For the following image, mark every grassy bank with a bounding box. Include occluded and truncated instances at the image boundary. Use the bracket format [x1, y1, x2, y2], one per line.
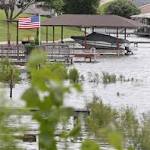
[0, 10, 83, 42]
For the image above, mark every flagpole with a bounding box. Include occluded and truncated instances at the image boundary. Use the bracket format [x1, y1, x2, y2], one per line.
[38, 14, 41, 45]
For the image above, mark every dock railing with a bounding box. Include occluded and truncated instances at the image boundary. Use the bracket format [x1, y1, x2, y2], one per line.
[0, 42, 126, 64]
[0, 44, 25, 60]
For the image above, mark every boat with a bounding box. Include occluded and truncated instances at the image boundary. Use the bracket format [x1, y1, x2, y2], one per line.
[71, 32, 130, 50]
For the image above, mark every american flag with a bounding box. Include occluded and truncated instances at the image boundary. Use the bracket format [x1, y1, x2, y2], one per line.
[18, 15, 40, 29]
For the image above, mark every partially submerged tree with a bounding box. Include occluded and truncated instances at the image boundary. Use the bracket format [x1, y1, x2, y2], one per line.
[0, 58, 20, 98]
[69, 68, 79, 83]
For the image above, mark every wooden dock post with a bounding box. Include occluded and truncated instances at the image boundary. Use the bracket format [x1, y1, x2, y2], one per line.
[70, 57, 73, 64]
[53, 26, 55, 43]
[61, 26, 64, 43]
[116, 28, 120, 56]
[46, 26, 48, 43]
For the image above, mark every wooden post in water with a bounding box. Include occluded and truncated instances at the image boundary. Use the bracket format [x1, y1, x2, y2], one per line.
[92, 27, 95, 33]
[124, 28, 127, 40]
[84, 27, 87, 49]
[116, 27, 120, 56]
[10, 68, 13, 99]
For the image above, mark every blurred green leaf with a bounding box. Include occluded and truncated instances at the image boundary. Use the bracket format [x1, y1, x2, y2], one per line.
[68, 123, 81, 138]
[107, 131, 123, 150]
[22, 50, 82, 150]
[81, 139, 100, 150]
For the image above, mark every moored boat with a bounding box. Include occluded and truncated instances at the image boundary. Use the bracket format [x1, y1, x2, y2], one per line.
[71, 32, 132, 54]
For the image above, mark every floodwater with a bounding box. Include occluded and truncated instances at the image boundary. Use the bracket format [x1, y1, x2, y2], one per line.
[3, 35, 150, 150]
[66, 36, 150, 115]
[8, 36, 150, 114]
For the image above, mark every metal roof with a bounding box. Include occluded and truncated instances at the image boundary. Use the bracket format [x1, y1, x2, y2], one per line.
[41, 14, 141, 28]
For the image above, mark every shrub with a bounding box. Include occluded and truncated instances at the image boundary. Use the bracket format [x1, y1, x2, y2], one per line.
[69, 68, 79, 83]
[102, 72, 117, 84]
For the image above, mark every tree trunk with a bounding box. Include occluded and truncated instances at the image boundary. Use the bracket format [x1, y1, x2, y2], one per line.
[7, 20, 11, 45]
[10, 82, 13, 98]
[10, 69, 13, 98]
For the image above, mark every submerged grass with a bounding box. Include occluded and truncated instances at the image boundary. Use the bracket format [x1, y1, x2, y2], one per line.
[102, 72, 117, 84]
[83, 71, 141, 85]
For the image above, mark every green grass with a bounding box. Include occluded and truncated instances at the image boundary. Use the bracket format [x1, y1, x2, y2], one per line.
[0, 10, 83, 42]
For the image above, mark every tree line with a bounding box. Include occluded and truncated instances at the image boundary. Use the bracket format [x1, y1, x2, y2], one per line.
[0, 0, 140, 21]
[0, 0, 140, 44]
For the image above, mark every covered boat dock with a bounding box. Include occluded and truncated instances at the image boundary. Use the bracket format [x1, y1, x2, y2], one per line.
[41, 14, 141, 46]
[41, 14, 141, 57]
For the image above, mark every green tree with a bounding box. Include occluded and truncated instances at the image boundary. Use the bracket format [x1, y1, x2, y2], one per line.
[69, 68, 79, 83]
[86, 97, 129, 150]
[0, 0, 36, 44]
[81, 139, 100, 150]
[0, 58, 20, 98]
[63, 0, 100, 14]
[103, 0, 140, 18]
[22, 49, 81, 150]
[118, 108, 140, 149]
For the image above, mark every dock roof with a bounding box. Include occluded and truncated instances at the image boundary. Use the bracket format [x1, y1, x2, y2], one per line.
[41, 14, 141, 28]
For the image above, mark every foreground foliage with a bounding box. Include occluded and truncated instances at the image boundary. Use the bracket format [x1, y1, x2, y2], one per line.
[0, 58, 20, 98]
[22, 49, 81, 150]
[0, 95, 23, 150]
[87, 97, 150, 150]
[0, 50, 150, 150]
